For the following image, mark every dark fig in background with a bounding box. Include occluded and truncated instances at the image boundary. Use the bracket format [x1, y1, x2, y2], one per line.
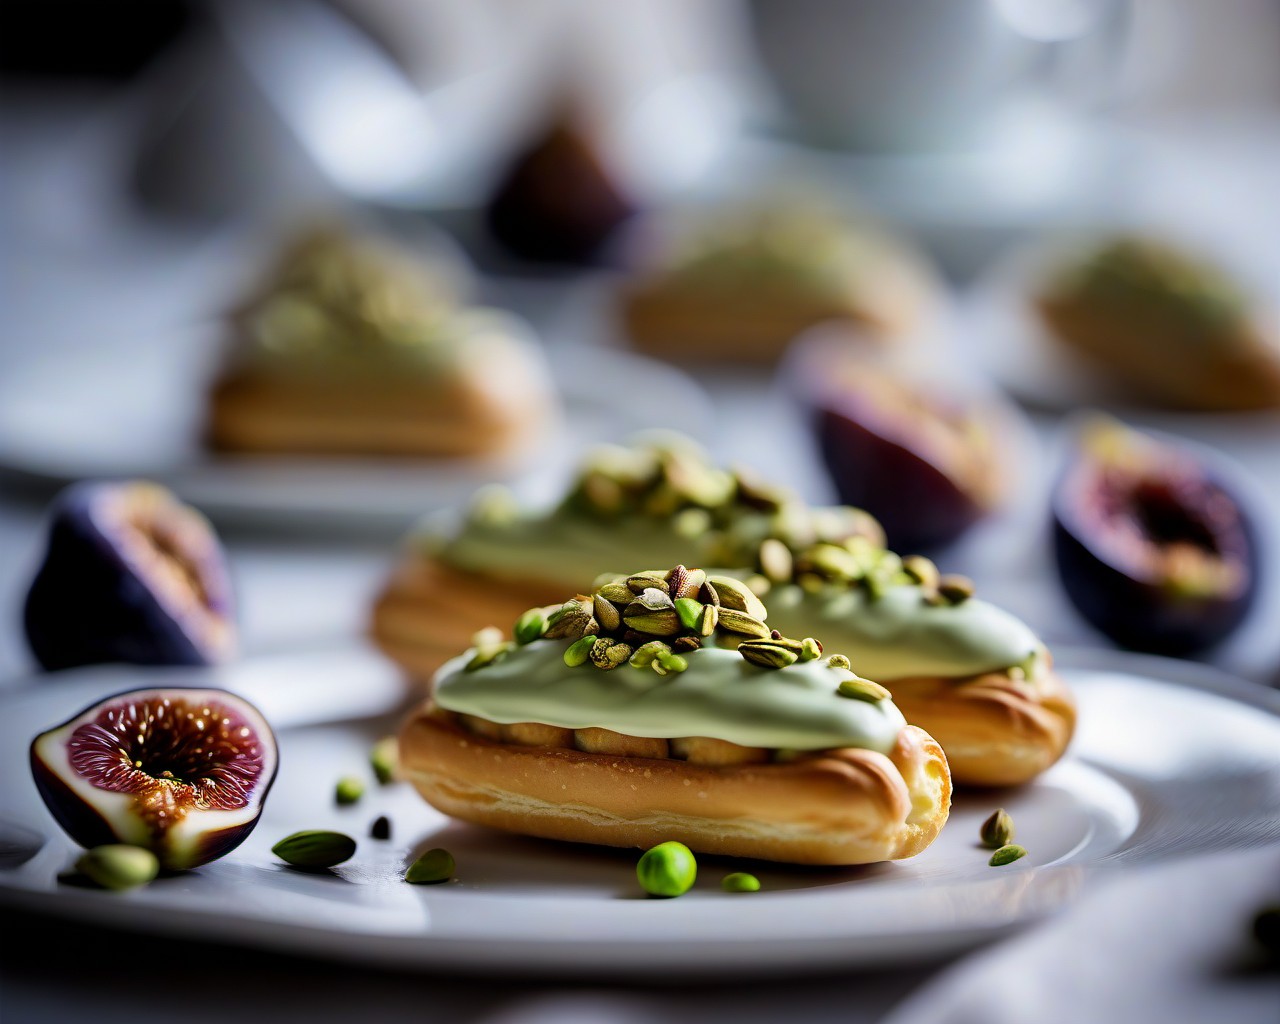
[24, 481, 236, 671]
[484, 116, 635, 266]
[1051, 416, 1260, 655]
[788, 336, 1008, 551]
[30, 687, 277, 870]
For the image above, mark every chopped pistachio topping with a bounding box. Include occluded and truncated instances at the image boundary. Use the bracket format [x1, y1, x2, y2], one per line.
[489, 564, 842, 677]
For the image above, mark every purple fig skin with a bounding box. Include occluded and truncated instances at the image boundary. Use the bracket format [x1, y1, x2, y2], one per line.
[1052, 444, 1261, 656]
[29, 687, 277, 871]
[23, 481, 236, 671]
[814, 406, 989, 553]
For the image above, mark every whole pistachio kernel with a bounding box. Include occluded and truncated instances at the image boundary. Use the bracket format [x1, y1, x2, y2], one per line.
[696, 604, 718, 636]
[799, 637, 823, 662]
[837, 677, 892, 703]
[75, 844, 160, 891]
[652, 650, 689, 676]
[715, 608, 771, 638]
[989, 844, 1028, 867]
[826, 653, 852, 670]
[938, 574, 976, 604]
[592, 594, 622, 633]
[980, 809, 1015, 849]
[673, 597, 704, 631]
[370, 735, 398, 784]
[273, 830, 357, 869]
[738, 639, 800, 670]
[513, 607, 548, 645]
[636, 841, 697, 897]
[721, 872, 761, 893]
[405, 847, 455, 884]
[902, 554, 940, 589]
[564, 634, 598, 667]
[335, 775, 365, 805]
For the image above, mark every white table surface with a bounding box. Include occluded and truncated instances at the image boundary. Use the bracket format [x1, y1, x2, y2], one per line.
[1, 89, 1277, 1024]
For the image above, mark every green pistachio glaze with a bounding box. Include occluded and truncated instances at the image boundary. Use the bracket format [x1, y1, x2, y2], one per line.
[439, 513, 716, 590]
[433, 638, 906, 753]
[763, 583, 1041, 682]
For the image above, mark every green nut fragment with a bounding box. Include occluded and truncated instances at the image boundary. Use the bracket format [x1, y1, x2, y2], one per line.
[564, 634, 599, 667]
[989, 844, 1028, 867]
[590, 637, 633, 670]
[837, 677, 892, 703]
[673, 597, 704, 631]
[513, 607, 548, 645]
[799, 637, 823, 662]
[636, 841, 697, 897]
[826, 654, 851, 670]
[738, 639, 800, 670]
[405, 847, 455, 884]
[721, 872, 761, 893]
[938, 574, 976, 604]
[629, 640, 672, 669]
[980, 809, 1015, 849]
[273, 830, 357, 869]
[335, 775, 365, 805]
[902, 554, 940, 589]
[75, 844, 160, 891]
[371, 735, 399, 784]
[465, 640, 513, 672]
[652, 650, 689, 676]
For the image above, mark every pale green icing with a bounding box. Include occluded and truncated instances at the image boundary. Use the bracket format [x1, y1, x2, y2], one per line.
[439, 515, 721, 591]
[763, 584, 1041, 682]
[433, 639, 906, 753]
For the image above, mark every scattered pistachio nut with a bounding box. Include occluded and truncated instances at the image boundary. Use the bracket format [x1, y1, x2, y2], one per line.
[837, 677, 892, 703]
[652, 650, 688, 676]
[938, 574, 976, 604]
[706, 576, 768, 619]
[715, 607, 771, 638]
[799, 637, 823, 662]
[989, 844, 1028, 867]
[75, 844, 160, 891]
[272, 830, 357, 869]
[673, 597, 704, 631]
[406, 847, 455, 884]
[738, 639, 800, 670]
[721, 872, 761, 893]
[513, 607, 548, 645]
[902, 554, 940, 589]
[980, 809, 1015, 849]
[758, 538, 793, 583]
[370, 736, 399, 784]
[629, 640, 672, 669]
[335, 775, 365, 805]
[564, 634, 598, 667]
[590, 637, 633, 670]
[592, 594, 622, 632]
[826, 653, 852, 670]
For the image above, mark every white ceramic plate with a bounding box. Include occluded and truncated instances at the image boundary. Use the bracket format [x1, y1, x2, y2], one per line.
[1, 645, 1277, 977]
[0, 325, 711, 535]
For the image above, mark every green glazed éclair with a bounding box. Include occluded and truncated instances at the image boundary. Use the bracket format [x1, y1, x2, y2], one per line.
[434, 635, 907, 754]
[418, 437, 1042, 684]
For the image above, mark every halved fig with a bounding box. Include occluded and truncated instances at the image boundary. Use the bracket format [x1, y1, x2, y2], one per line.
[484, 116, 635, 265]
[24, 481, 236, 671]
[30, 687, 277, 870]
[1052, 416, 1260, 655]
[788, 335, 1007, 551]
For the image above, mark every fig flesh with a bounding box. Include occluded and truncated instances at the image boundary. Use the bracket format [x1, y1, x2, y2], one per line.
[24, 481, 236, 670]
[790, 340, 1005, 551]
[30, 687, 277, 870]
[484, 118, 634, 266]
[1052, 417, 1260, 655]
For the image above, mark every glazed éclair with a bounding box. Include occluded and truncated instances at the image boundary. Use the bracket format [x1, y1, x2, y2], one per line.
[206, 225, 554, 458]
[398, 565, 951, 865]
[373, 436, 1074, 787]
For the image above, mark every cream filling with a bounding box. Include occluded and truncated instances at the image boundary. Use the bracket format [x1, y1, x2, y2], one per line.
[764, 583, 1040, 682]
[433, 640, 906, 754]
